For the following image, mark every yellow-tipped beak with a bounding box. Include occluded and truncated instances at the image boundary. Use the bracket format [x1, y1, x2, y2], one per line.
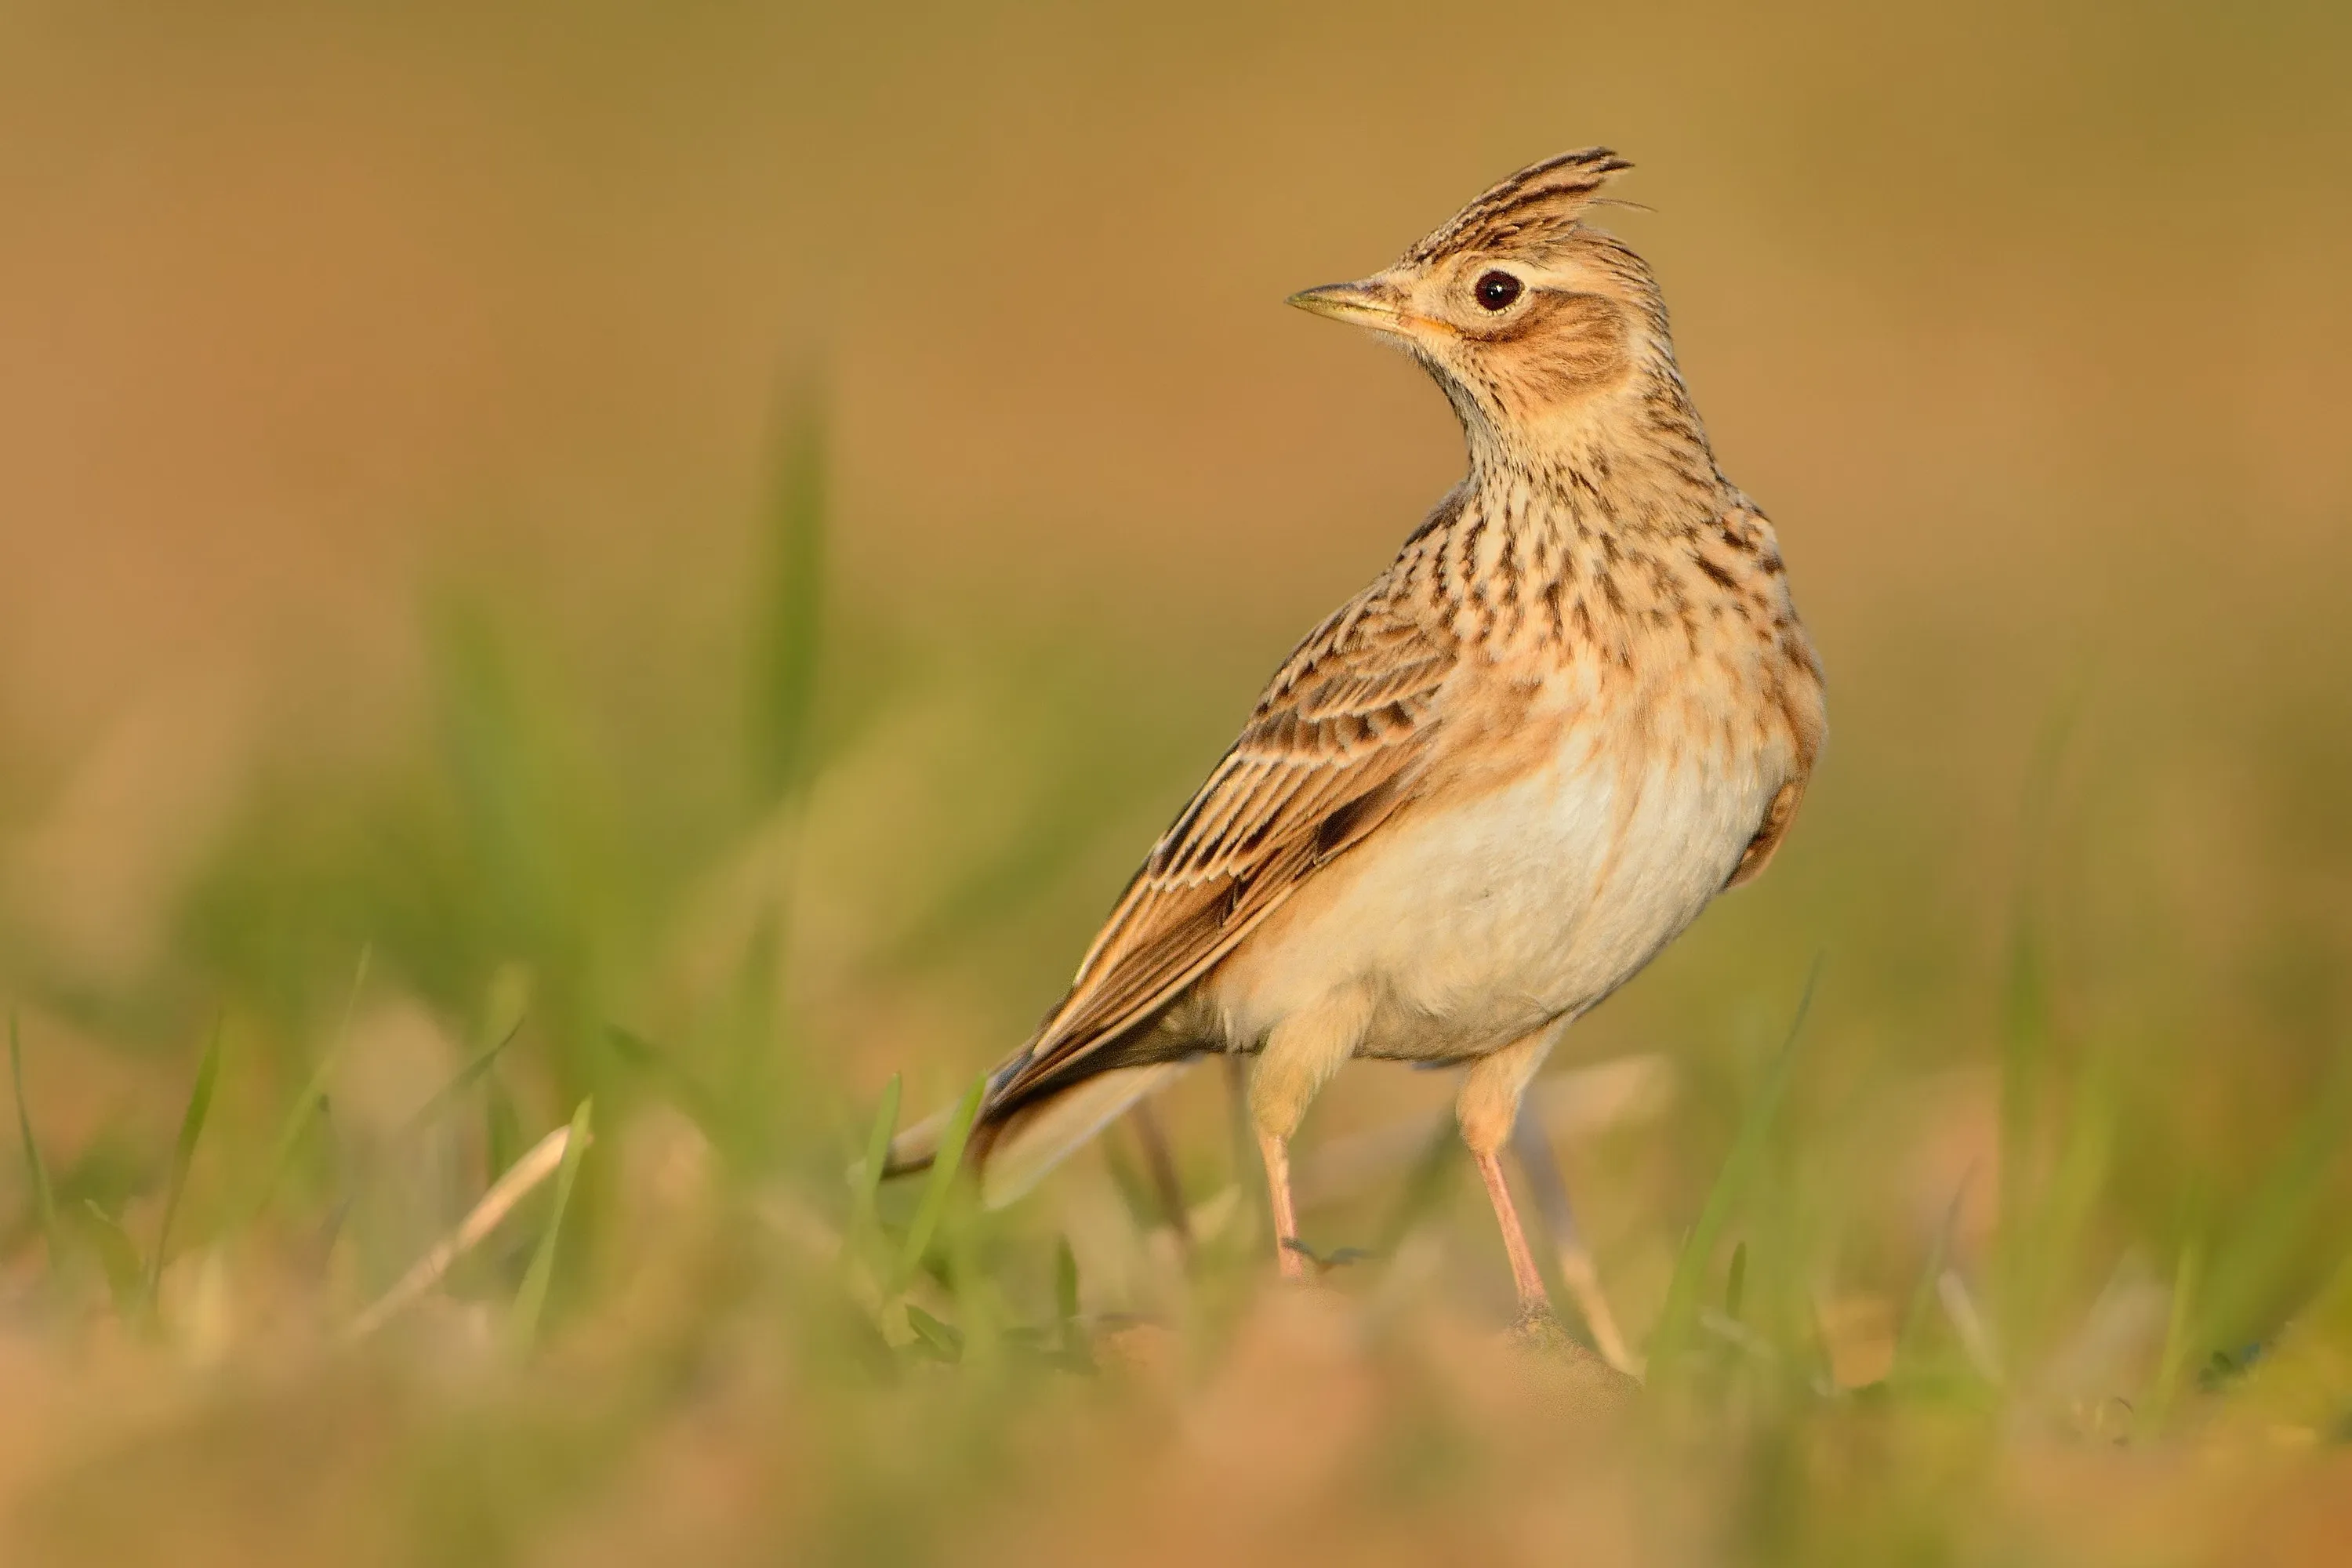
[1285, 279, 1406, 331]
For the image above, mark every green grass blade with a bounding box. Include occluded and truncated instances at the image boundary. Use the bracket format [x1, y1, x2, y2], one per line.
[307, 1017, 531, 1251]
[2192, 1044, 2352, 1352]
[844, 1073, 902, 1256]
[746, 379, 827, 808]
[485, 1071, 523, 1182]
[1053, 1236, 1085, 1361]
[889, 1074, 986, 1298]
[1893, 1178, 1972, 1377]
[903, 1303, 964, 1363]
[1649, 959, 1823, 1381]
[2142, 1233, 2205, 1434]
[78, 1201, 146, 1316]
[1054, 1236, 1080, 1325]
[393, 1014, 526, 1147]
[506, 1098, 594, 1354]
[10, 1013, 62, 1276]
[605, 1025, 731, 1147]
[249, 943, 372, 1221]
[144, 1016, 223, 1308]
[1994, 689, 2084, 1316]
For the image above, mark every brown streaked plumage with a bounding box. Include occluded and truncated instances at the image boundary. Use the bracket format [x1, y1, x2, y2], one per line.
[890, 147, 1825, 1329]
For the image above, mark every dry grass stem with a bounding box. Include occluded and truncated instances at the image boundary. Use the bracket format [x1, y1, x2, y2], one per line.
[340, 1122, 583, 1343]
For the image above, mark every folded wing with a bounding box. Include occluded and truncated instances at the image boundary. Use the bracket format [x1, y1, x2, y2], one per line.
[990, 584, 1460, 1111]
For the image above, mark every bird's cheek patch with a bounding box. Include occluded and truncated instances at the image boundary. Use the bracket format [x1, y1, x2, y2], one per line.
[1486, 296, 1635, 409]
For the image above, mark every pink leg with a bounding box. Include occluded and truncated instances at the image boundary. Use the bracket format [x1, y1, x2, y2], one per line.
[1460, 1029, 1559, 1318]
[1474, 1148, 1551, 1315]
[1258, 1130, 1308, 1282]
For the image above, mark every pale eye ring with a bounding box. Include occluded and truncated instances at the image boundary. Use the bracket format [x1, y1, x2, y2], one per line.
[1474, 270, 1523, 311]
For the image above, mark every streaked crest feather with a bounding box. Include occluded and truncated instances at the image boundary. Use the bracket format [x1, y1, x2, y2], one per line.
[1402, 147, 1635, 264]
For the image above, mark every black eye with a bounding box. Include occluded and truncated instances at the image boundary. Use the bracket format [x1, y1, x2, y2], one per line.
[1474, 270, 1523, 310]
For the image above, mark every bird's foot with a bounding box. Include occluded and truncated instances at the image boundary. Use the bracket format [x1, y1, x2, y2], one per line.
[1279, 1237, 1376, 1276]
[1506, 1300, 1577, 1352]
[1504, 1301, 1642, 1392]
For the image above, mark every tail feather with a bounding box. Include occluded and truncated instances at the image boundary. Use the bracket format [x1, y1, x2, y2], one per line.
[977, 1062, 1192, 1210]
[880, 1104, 951, 1178]
[880, 1054, 1027, 1178]
[880, 1059, 1193, 1209]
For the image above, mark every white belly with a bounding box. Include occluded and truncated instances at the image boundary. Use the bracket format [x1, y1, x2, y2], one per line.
[1210, 726, 1786, 1060]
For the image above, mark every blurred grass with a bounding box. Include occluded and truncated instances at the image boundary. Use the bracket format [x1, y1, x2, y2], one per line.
[0, 2, 2350, 1562]
[0, 377, 2344, 1564]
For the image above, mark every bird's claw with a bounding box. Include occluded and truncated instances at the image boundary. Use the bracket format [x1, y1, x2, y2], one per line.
[1280, 1237, 1375, 1274]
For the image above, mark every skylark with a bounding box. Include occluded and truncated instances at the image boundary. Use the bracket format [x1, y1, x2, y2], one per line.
[892, 148, 1825, 1322]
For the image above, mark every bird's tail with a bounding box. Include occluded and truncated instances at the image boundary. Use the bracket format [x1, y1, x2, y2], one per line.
[883, 1060, 1192, 1210]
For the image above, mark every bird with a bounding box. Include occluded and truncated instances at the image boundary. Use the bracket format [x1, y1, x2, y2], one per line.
[887, 147, 1825, 1327]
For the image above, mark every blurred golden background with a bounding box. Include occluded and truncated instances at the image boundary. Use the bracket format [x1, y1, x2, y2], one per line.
[2, 2, 2350, 1562]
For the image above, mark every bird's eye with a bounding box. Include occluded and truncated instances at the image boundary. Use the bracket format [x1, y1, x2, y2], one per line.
[1474, 270, 1523, 310]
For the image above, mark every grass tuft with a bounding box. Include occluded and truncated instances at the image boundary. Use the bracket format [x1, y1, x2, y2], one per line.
[143, 1014, 222, 1312]
[9, 1013, 61, 1276]
[77, 1200, 146, 1317]
[889, 1074, 987, 1301]
[247, 945, 370, 1225]
[845, 1073, 901, 1259]
[1649, 958, 1822, 1381]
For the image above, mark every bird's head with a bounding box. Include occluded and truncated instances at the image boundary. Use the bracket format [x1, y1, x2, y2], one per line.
[1288, 148, 1672, 461]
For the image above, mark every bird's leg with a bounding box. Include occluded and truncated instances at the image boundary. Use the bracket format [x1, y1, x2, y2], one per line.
[1472, 1145, 1550, 1312]
[1247, 985, 1377, 1282]
[1511, 1096, 1641, 1376]
[1257, 1128, 1307, 1282]
[1457, 1027, 1561, 1321]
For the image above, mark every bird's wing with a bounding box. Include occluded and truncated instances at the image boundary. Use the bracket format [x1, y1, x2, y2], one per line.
[991, 585, 1457, 1105]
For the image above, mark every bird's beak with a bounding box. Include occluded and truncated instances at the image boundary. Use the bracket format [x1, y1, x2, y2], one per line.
[1286, 276, 1410, 335]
